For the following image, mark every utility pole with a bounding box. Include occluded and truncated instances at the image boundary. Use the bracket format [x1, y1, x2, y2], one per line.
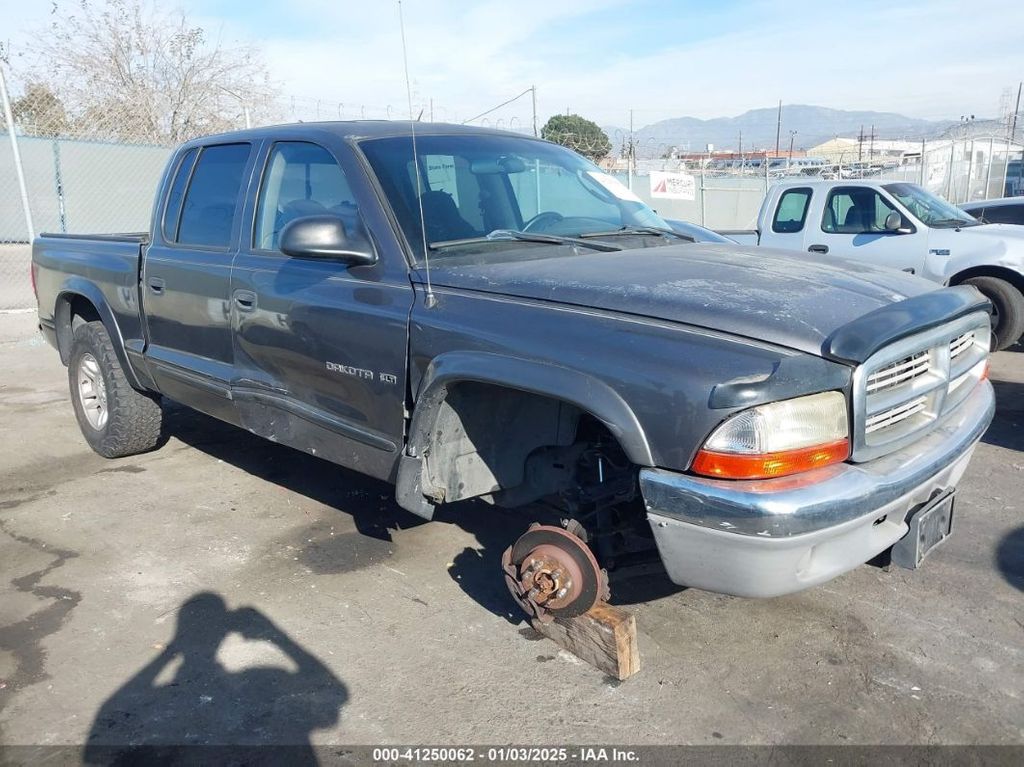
[858, 125, 864, 161]
[869, 124, 875, 162]
[628, 108, 634, 191]
[775, 100, 782, 157]
[531, 85, 537, 137]
[1011, 81, 1022, 144]
[738, 130, 743, 160]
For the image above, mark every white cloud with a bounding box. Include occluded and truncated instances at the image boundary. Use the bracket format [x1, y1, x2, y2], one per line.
[3, 0, 1022, 130]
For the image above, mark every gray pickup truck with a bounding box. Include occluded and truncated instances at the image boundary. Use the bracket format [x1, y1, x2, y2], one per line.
[32, 122, 995, 622]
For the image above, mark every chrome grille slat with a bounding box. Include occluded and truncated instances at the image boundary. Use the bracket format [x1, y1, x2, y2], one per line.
[949, 331, 973, 359]
[851, 313, 990, 463]
[865, 351, 930, 393]
[865, 395, 927, 434]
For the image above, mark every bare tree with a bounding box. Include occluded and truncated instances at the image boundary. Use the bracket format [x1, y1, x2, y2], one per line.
[16, 0, 278, 142]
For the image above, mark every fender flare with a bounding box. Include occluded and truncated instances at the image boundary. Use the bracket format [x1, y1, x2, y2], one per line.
[394, 351, 654, 519]
[53, 278, 144, 390]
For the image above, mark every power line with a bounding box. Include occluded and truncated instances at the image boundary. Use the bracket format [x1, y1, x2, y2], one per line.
[462, 88, 534, 125]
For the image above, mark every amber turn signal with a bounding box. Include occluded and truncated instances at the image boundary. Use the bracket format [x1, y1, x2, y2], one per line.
[691, 438, 851, 480]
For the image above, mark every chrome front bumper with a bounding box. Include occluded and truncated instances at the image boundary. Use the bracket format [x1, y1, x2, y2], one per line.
[639, 381, 995, 597]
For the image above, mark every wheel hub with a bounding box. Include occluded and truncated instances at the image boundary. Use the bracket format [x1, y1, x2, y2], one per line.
[502, 524, 609, 623]
[77, 352, 108, 430]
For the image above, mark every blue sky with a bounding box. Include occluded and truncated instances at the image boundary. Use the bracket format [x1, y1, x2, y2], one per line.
[4, 0, 1023, 128]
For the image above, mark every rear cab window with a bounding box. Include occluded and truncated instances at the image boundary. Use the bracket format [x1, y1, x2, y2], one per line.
[173, 143, 252, 248]
[162, 148, 198, 241]
[772, 187, 812, 233]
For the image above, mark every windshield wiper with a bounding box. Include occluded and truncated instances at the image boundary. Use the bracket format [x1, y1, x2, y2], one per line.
[576, 225, 695, 242]
[429, 230, 622, 252]
[931, 217, 979, 228]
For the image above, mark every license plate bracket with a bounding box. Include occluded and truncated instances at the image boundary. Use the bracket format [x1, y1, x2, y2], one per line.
[890, 492, 955, 570]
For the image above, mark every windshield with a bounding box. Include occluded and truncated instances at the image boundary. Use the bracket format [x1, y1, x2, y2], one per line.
[882, 183, 979, 228]
[359, 134, 669, 262]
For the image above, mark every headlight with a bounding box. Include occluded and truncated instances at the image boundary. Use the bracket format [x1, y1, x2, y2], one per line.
[692, 391, 850, 480]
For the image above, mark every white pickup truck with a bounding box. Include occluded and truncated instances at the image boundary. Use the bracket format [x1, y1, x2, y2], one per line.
[729, 179, 1024, 349]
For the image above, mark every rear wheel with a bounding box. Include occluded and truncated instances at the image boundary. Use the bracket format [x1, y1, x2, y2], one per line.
[963, 276, 1024, 351]
[68, 320, 163, 458]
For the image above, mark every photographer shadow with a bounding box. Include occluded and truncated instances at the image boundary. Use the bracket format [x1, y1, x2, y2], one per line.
[83, 592, 347, 764]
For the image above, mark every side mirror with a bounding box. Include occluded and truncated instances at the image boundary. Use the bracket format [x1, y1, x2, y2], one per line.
[279, 215, 377, 265]
[884, 211, 903, 232]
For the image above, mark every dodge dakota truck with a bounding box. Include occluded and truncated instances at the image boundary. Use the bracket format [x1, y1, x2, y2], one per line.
[728, 179, 1024, 350]
[32, 123, 995, 621]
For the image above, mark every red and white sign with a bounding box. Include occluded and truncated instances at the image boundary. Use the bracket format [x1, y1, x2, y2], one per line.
[650, 171, 696, 201]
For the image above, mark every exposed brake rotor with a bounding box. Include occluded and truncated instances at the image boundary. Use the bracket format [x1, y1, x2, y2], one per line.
[502, 523, 609, 623]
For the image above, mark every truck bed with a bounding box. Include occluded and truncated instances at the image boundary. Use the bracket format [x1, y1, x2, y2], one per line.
[32, 232, 148, 378]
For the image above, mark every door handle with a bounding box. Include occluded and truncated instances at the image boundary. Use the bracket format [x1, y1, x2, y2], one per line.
[902, 267, 916, 274]
[808, 244, 829, 254]
[147, 276, 166, 295]
[233, 289, 257, 312]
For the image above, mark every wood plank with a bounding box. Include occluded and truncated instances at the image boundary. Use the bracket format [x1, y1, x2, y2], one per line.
[530, 602, 640, 680]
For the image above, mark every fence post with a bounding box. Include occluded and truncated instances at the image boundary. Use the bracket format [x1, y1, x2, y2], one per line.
[0, 63, 35, 241]
[964, 139, 975, 202]
[699, 162, 706, 227]
[985, 138, 994, 198]
[51, 139, 67, 233]
[1001, 139, 1011, 197]
[945, 141, 955, 199]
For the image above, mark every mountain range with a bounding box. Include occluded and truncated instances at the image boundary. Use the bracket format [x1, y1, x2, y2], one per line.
[603, 104, 960, 157]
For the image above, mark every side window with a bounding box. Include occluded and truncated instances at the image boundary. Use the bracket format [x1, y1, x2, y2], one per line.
[771, 187, 812, 233]
[176, 143, 251, 248]
[981, 205, 1024, 225]
[822, 187, 896, 234]
[255, 142, 358, 251]
[162, 148, 198, 241]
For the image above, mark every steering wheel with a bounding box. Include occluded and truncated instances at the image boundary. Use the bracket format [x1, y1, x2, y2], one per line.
[522, 211, 565, 232]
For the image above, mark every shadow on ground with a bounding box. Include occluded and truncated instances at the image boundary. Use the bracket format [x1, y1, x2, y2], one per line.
[159, 403, 682, 624]
[83, 592, 348, 764]
[996, 527, 1024, 592]
[982, 373, 1023, 452]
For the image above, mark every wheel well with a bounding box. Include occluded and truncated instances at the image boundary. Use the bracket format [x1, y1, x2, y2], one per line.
[949, 265, 1024, 297]
[55, 293, 102, 364]
[421, 382, 632, 507]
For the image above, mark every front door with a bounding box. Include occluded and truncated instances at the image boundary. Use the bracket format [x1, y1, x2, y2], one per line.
[807, 185, 928, 275]
[142, 142, 255, 423]
[230, 140, 413, 481]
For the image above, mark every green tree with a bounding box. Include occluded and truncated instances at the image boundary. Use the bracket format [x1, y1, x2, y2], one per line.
[541, 114, 611, 161]
[11, 82, 71, 137]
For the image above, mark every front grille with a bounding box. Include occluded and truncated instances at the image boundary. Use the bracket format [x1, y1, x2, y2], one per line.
[851, 315, 989, 462]
[866, 351, 930, 394]
[865, 395, 927, 434]
[950, 331, 973, 360]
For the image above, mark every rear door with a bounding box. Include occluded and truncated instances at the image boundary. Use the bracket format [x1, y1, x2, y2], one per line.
[230, 138, 414, 481]
[807, 185, 928, 274]
[142, 142, 256, 422]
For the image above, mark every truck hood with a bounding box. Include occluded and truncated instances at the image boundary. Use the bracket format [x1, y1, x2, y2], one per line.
[929, 222, 1024, 249]
[423, 244, 933, 357]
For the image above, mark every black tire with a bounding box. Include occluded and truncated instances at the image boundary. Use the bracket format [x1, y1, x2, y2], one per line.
[964, 276, 1024, 351]
[68, 320, 163, 458]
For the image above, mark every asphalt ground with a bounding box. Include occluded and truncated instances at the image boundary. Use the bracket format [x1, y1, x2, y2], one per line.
[0, 311, 1022, 752]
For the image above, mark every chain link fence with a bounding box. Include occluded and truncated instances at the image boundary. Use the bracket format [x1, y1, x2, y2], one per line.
[606, 138, 1024, 231]
[3, 62, 1023, 310]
